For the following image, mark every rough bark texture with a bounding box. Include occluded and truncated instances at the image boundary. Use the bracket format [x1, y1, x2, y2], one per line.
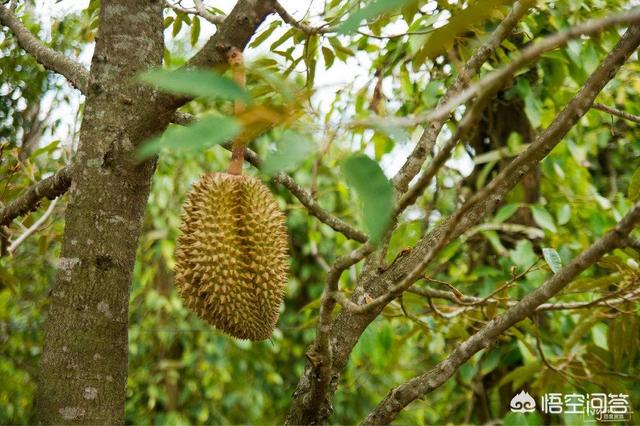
[33, 1, 165, 423]
[32, 1, 275, 423]
[284, 23, 640, 426]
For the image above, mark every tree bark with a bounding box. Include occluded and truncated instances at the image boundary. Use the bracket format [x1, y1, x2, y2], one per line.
[34, 0, 165, 423]
[32, 0, 275, 423]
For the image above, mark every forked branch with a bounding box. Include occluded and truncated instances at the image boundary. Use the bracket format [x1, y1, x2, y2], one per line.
[0, 5, 89, 92]
[362, 202, 640, 425]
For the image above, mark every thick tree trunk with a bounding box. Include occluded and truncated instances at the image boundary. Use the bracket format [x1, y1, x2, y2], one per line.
[34, 1, 165, 423]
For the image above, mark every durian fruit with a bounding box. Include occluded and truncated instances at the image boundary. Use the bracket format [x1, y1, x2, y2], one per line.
[174, 172, 289, 341]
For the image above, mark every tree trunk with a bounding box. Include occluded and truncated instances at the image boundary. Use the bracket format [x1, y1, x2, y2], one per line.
[34, 1, 165, 423]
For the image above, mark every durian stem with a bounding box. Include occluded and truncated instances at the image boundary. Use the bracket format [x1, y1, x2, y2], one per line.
[227, 47, 246, 175]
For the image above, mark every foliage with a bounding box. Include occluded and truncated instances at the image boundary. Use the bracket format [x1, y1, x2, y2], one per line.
[1, 0, 640, 424]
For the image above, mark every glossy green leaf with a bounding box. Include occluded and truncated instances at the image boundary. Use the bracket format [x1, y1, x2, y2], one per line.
[136, 116, 241, 159]
[342, 155, 394, 244]
[542, 248, 562, 273]
[138, 69, 250, 102]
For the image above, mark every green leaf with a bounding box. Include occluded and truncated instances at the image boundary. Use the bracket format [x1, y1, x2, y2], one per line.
[250, 20, 281, 48]
[629, 168, 640, 201]
[261, 131, 315, 176]
[190, 16, 200, 47]
[342, 155, 394, 244]
[321, 46, 335, 69]
[136, 116, 241, 159]
[494, 203, 518, 223]
[138, 69, 250, 102]
[530, 205, 557, 233]
[510, 240, 536, 268]
[413, 0, 510, 66]
[556, 203, 571, 225]
[542, 248, 562, 273]
[337, 0, 414, 34]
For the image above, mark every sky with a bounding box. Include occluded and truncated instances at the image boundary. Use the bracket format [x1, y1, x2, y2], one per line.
[31, 0, 467, 179]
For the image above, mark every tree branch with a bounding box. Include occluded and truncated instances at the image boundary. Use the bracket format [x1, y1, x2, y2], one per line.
[164, 0, 225, 25]
[592, 102, 640, 124]
[283, 24, 640, 425]
[0, 5, 89, 92]
[8, 197, 59, 254]
[362, 202, 640, 425]
[408, 283, 640, 311]
[0, 166, 71, 228]
[273, 1, 330, 34]
[365, 9, 640, 131]
[391, 0, 535, 191]
[373, 22, 640, 315]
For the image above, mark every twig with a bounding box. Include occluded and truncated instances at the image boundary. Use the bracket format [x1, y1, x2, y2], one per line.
[194, 0, 225, 25]
[308, 242, 372, 410]
[363, 8, 640, 131]
[362, 202, 640, 425]
[0, 167, 71, 228]
[592, 102, 640, 124]
[0, 5, 89, 92]
[391, 0, 535, 192]
[165, 0, 225, 25]
[273, 1, 331, 35]
[8, 198, 58, 253]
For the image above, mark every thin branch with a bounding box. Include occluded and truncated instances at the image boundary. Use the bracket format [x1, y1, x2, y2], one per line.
[395, 83, 499, 216]
[309, 243, 372, 408]
[0, 166, 71, 228]
[592, 102, 640, 124]
[362, 202, 640, 425]
[273, 1, 331, 34]
[194, 0, 225, 25]
[8, 198, 58, 254]
[164, 0, 225, 25]
[0, 5, 89, 92]
[391, 0, 535, 192]
[408, 283, 640, 311]
[374, 22, 640, 316]
[364, 8, 640, 131]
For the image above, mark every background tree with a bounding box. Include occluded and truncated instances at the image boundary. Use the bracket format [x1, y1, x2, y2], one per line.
[1, 0, 640, 424]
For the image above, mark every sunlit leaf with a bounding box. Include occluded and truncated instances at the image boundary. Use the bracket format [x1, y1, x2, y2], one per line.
[342, 155, 394, 244]
[138, 69, 250, 102]
[337, 0, 415, 34]
[413, 0, 511, 66]
[136, 116, 241, 159]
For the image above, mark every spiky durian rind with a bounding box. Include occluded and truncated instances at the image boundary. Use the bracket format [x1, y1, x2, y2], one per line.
[175, 173, 289, 341]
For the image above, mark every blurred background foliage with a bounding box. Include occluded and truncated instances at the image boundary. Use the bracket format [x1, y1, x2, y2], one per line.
[1, 0, 640, 424]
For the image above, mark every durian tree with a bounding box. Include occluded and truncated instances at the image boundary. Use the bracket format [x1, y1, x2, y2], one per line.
[1, 0, 640, 424]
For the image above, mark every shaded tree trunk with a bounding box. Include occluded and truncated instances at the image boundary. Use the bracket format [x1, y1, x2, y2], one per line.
[34, 1, 165, 423]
